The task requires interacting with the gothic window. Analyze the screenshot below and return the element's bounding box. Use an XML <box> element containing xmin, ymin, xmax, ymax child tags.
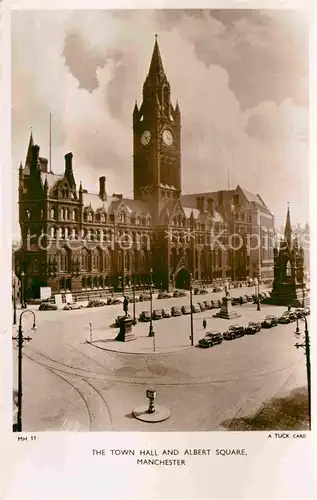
<box><xmin>83</xmin><ymin>211</ymin><xmax>88</xmax><ymax>222</ymax></box>
<box><xmin>50</xmin><ymin>227</ymin><xmax>56</xmax><ymax>238</ymax></box>
<box><xmin>65</xmin><ymin>208</ymin><xmax>69</xmax><ymax>220</ymax></box>
<box><xmin>64</xmin><ymin>227</ymin><xmax>69</xmax><ymax>239</ymax></box>
<box><xmin>58</xmin><ymin>228</ymin><xmax>62</xmax><ymax>238</ymax></box>
<box><xmin>124</xmin><ymin>252</ymin><xmax>128</xmax><ymax>270</ymax></box>
<box><xmin>60</xmin><ymin>208</ymin><xmax>64</xmax><ymax>220</ymax></box>
<box><xmin>88</xmin><ymin>230</ymin><xmax>92</xmax><ymax>241</ymax></box>
<box><xmin>81</xmin><ymin>249</ymin><xmax>89</xmax><ymax>271</ymax></box>
<box><xmin>119</xmin><ymin>213</ymin><xmax>126</xmax><ymax>224</ymax></box>
<box><xmin>95</xmin><ymin>213</ymin><xmax>100</xmax><ymax>222</ymax></box>
<box><xmin>60</xmin><ymin>249</ymin><xmax>68</xmax><ymax>273</ymax></box>
<box><xmin>117</xmin><ymin>251</ymin><xmax>123</xmax><ymax>270</ymax></box>
<box><xmin>72</xmin><ymin>228</ymin><xmax>76</xmax><ymax>239</ymax></box>
<box><xmin>136</xmin><ymin>217</ymin><xmax>140</xmax><ymax>226</ymax></box>
<box><xmin>167</xmin><ymin>191</ymin><xmax>171</xmax><ymax>198</ymax></box>
<box><xmin>101</xmin><ymin>214</ymin><xmax>106</xmax><ymax>223</ymax></box>
<box><xmin>92</xmin><ymin>251</ymin><xmax>100</xmax><ymax>271</ymax></box>
<box><xmin>88</xmin><ymin>212</ymin><xmax>93</xmax><ymax>222</ymax></box>
<box><xmin>241</xmin><ymin>212</ymin><xmax>245</xmax><ymax>221</ymax></box>
<box><xmin>50</xmin><ymin>207</ymin><xmax>56</xmax><ymax>219</ymax></box>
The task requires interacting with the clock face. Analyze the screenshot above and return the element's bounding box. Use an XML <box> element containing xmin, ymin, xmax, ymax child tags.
<box><xmin>163</xmin><ymin>129</ymin><xmax>174</xmax><ymax>146</ymax></box>
<box><xmin>141</xmin><ymin>130</ymin><xmax>151</xmax><ymax>146</ymax></box>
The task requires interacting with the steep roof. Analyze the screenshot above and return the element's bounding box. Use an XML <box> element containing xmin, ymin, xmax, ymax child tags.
<box><xmin>239</xmin><ymin>187</ymin><xmax>267</xmax><ymax>208</ymax></box>
<box><xmin>41</xmin><ymin>172</ymin><xmax>64</xmax><ymax>190</ymax></box>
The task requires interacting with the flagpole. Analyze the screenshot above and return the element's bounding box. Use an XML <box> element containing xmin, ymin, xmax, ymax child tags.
<box><xmin>49</xmin><ymin>113</ymin><xmax>52</xmax><ymax>172</ymax></box>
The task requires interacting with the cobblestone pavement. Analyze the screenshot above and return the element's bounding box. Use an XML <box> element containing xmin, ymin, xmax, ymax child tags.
<box><xmin>12</xmin><ymin>286</ymin><xmax>308</xmax><ymax>431</ymax></box>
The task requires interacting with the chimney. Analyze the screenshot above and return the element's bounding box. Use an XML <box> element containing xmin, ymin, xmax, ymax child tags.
<box><xmin>39</xmin><ymin>157</ymin><xmax>48</xmax><ymax>173</ymax></box>
<box><xmin>207</xmin><ymin>198</ymin><xmax>215</xmax><ymax>217</ymax></box>
<box><xmin>99</xmin><ymin>176</ymin><xmax>106</xmax><ymax>201</ymax></box>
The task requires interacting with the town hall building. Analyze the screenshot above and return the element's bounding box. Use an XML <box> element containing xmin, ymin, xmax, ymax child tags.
<box><xmin>15</xmin><ymin>37</ymin><xmax>274</xmax><ymax>299</ymax></box>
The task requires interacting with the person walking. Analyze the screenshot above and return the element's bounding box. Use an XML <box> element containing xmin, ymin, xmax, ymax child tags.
<box><xmin>203</xmin><ymin>318</ymin><xmax>207</xmax><ymax>330</ymax></box>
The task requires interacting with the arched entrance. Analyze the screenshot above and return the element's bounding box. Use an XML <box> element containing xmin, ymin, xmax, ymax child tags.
<box><xmin>175</xmin><ymin>268</ymin><xmax>191</xmax><ymax>289</ymax></box>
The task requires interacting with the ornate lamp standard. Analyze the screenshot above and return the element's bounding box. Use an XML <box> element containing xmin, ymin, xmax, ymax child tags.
<box><xmin>189</xmin><ymin>273</ymin><xmax>194</xmax><ymax>346</ymax></box>
<box><xmin>148</xmin><ymin>268</ymin><xmax>155</xmax><ymax>345</ymax></box>
<box><xmin>12</xmin><ymin>310</ymin><xmax>37</xmax><ymax>432</ymax></box>
<box><xmin>12</xmin><ymin>275</ymin><xmax>17</xmax><ymax>325</ymax></box>
<box><xmin>20</xmin><ymin>271</ymin><xmax>27</xmax><ymax>309</ymax></box>
<box><xmin>129</xmin><ymin>271</ymin><xmax>136</xmax><ymax>325</ymax></box>
<box><xmin>294</xmin><ymin>315</ymin><xmax>311</xmax><ymax>430</ymax></box>
<box><xmin>254</xmin><ymin>277</ymin><xmax>261</xmax><ymax>311</ymax></box>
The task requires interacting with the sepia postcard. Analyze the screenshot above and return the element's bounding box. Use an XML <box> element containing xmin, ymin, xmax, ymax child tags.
<box><xmin>1</xmin><ymin>1</ymin><xmax>316</xmax><ymax>499</ymax></box>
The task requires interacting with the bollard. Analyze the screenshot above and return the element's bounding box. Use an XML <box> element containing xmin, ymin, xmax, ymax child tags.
<box><xmin>146</xmin><ymin>388</ymin><xmax>157</xmax><ymax>414</ymax></box>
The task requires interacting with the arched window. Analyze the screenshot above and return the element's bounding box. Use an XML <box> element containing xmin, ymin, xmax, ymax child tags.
<box><xmin>88</xmin><ymin>212</ymin><xmax>93</xmax><ymax>222</ymax></box>
<box><xmin>136</xmin><ymin>216</ymin><xmax>141</xmax><ymax>226</ymax></box>
<box><xmin>60</xmin><ymin>208</ymin><xmax>64</xmax><ymax>220</ymax></box>
<box><xmin>83</xmin><ymin>211</ymin><xmax>88</xmax><ymax>223</ymax></box>
<box><xmin>124</xmin><ymin>252</ymin><xmax>128</xmax><ymax>270</ymax></box>
<box><xmin>60</xmin><ymin>249</ymin><xmax>68</xmax><ymax>273</ymax></box>
<box><xmin>51</xmin><ymin>227</ymin><xmax>56</xmax><ymax>238</ymax></box>
<box><xmin>72</xmin><ymin>209</ymin><xmax>77</xmax><ymax>221</ymax></box>
<box><xmin>50</xmin><ymin>207</ymin><xmax>56</xmax><ymax>219</ymax></box>
<box><xmin>117</xmin><ymin>251</ymin><xmax>123</xmax><ymax>270</ymax></box>
<box><xmin>92</xmin><ymin>251</ymin><xmax>100</xmax><ymax>271</ymax></box>
<box><xmin>81</xmin><ymin>249</ymin><xmax>89</xmax><ymax>271</ymax></box>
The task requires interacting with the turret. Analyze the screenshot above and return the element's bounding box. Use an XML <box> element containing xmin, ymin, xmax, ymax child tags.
<box><xmin>284</xmin><ymin>204</ymin><xmax>292</xmax><ymax>250</ymax></box>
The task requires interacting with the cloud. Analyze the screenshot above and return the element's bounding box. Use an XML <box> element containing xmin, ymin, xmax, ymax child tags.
<box><xmin>11</xmin><ymin>9</ymin><xmax>309</xmax><ymax>238</ymax></box>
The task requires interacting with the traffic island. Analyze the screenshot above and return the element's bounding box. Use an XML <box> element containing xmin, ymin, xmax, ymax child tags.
<box><xmin>132</xmin><ymin>389</ymin><xmax>171</xmax><ymax>423</ymax></box>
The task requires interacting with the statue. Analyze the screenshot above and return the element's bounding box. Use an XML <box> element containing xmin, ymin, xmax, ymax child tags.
<box><xmin>123</xmin><ymin>296</ymin><xmax>129</xmax><ymax>316</ymax></box>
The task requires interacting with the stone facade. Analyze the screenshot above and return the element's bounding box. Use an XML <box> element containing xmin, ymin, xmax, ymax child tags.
<box><xmin>14</xmin><ymin>37</ymin><xmax>274</xmax><ymax>299</ymax></box>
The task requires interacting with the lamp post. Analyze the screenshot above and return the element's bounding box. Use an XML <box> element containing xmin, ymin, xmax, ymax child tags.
<box><xmin>189</xmin><ymin>273</ymin><xmax>194</xmax><ymax>346</ymax></box>
<box><xmin>254</xmin><ymin>277</ymin><xmax>260</xmax><ymax>311</ymax></box>
<box><xmin>131</xmin><ymin>273</ymin><xmax>136</xmax><ymax>325</ymax></box>
<box><xmin>294</xmin><ymin>315</ymin><xmax>311</xmax><ymax>430</ymax></box>
<box><xmin>148</xmin><ymin>268</ymin><xmax>155</xmax><ymax>346</ymax></box>
<box><xmin>13</xmin><ymin>275</ymin><xmax>17</xmax><ymax>326</ymax></box>
<box><xmin>12</xmin><ymin>310</ymin><xmax>36</xmax><ymax>432</ymax></box>
<box><xmin>20</xmin><ymin>271</ymin><xmax>26</xmax><ymax>309</ymax></box>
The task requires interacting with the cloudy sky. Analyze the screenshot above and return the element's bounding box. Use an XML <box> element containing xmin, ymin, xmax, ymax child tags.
<box><xmin>11</xmin><ymin>8</ymin><xmax>309</xmax><ymax>237</ymax></box>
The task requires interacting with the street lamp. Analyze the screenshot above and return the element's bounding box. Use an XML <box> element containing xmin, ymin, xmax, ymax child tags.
<box><xmin>12</xmin><ymin>275</ymin><xmax>17</xmax><ymax>325</ymax></box>
<box><xmin>189</xmin><ymin>273</ymin><xmax>194</xmax><ymax>346</ymax></box>
<box><xmin>20</xmin><ymin>271</ymin><xmax>26</xmax><ymax>309</ymax></box>
<box><xmin>254</xmin><ymin>277</ymin><xmax>260</xmax><ymax>311</ymax></box>
<box><xmin>294</xmin><ymin>315</ymin><xmax>311</xmax><ymax>430</ymax></box>
<box><xmin>12</xmin><ymin>310</ymin><xmax>36</xmax><ymax>432</ymax></box>
<box><xmin>130</xmin><ymin>272</ymin><xmax>136</xmax><ymax>325</ymax></box>
<box><xmin>148</xmin><ymin>268</ymin><xmax>155</xmax><ymax>345</ymax></box>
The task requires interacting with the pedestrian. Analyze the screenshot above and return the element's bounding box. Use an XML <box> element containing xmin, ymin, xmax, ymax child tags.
<box><xmin>288</xmin><ymin>304</ymin><xmax>291</xmax><ymax>312</ymax></box>
<box><xmin>203</xmin><ymin>318</ymin><xmax>207</xmax><ymax>330</ymax></box>
<box><xmin>240</xmin><ymin>296</ymin><xmax>243</xmax><ymax>306</ymax></box>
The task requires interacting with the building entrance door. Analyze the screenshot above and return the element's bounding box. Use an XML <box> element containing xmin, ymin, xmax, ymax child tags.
<box><xmin>175</xmin><ymin>268</ymin><xmax>191</xmax><ymax>289</ymax></box>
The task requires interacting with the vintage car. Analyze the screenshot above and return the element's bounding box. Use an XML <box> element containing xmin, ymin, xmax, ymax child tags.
<box><xmin>245</xmin><ymin>321</ymin><xmax>261</xmax><ymax>334</ymax></box>
<box><xmin>173</xmin><ymin>290</ymin><xmax>187</xmax><ymax>298</ymax></box>
<box><xmin>139</xmin><ymin>310</ymin><xmax>151</xmax><ymax>322</ymax></box>
<box><xmin>138</xmin><ymin>294</ymin><xmax>150</xmax><ymax>302</ymax></box>
<box><xmin>261</xmin><ymin>315</ymin><xmax>278</xmax><ymax>328</ymax></box>
<box><xmin>181</xmin><ymin>305</ymin><xmax>191</xmax><ymax>315</ymax></box>
<box><xmin>204</xmin><ymin>300</ymin><xmax>212</xmax><ymax>310</ymax></box>
<box><xmin>198</xmin><ymin>302</ymin><xmax>206</xmax><ymax>311</ymax></box>
<box><xmin>63</xmin><ymin>302</ymin><xmax>83</xmax><ymax>310</ymax></box>
<box><xmin>152</xmin><ymin>309</ymin><xmax>163</xmax><ymax>320</ymax></box>
<box><xmin>295</xmin><ymin>308</ymin><xmax>306</xmax><ymax>318</ymax></box>
<box><xmin>191</xmin><ymin>304</ymin><xmax>201</xmax><ymax>313</ymax></box>
<box><xmin>157</xmin><ymin>292</ymin><xmax>172</xmax><ymax>299</ymax></box>
<box><xmin>38</xmin><ymin>302</ymin><xmax>58</xmax><ymax>311</ymax></box>
<box><xmin>86</xmin><ymin>299</ymin><xmax>106</xmax><ymax>308</ymax></box>
<box><xmin>198</xmin><ymin>331</ymin><xmax>223</xmax><ymax>348</ymax></box>
<box><xmin>223</xmin><ymin>325</ymin><xmax>245</xmax><ymax>340</ymax></box>
<box><xmin>213</xmin><ymin>286</ymin><xmax>223</xmax><ymax>293</ymax></box>
<box><xmin>171</xmin><ymin>306</ymin><xmax>182</xmax><ymax>317</ymax></box>
<box><xmin>278</xmin><ymin>312</ymin><xmax>291</xmax><ymax>324</ymax></box>
<box><xmin>162</xmin><ymin>308</ymin><xmax>172</xmax><ymax>318</ymax></box>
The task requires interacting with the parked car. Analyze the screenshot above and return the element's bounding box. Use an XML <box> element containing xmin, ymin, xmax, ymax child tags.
<box><xmin>39</xmin><ymin>302</ymin><xmax>58</xmax><ymax>311</ymax></box>
<box><xmin>139</xmin><ymin>310</ymin><xmax>151</xmax><ymax>322</ymax></box>
<box><xmin>198</xmin><ymin>331</ymin><xmax>223</xmax><ymax>348</ymax></box>
<box><xmin>112</xmin><ymin>298</ymin><xmax>122</xmax><ymax>305</ymax></box>
<box><xmin>181</xmin><ymin>305</ymin><xmax>191</xmax><ymax>315</ymax></box>
<box><xmin>223</xmin><ymin>324</ymin><xmax>245</xmax><ymax>340</ymax></box>
<box><xmin>278</xmin><ymin>312</ymin><xmax>291</xmax><ymax>324</ymax></box>
<box><xmin>245</xmin><ymin>321</ymin><xmax>261</xmax><ymax>334</ymax></box>
<box><xmin>139</xmin><ymin>294</ymin><xmax>150</xmax><ymax>302</ymax></box>
<box><xmin>261</xmin><ymin>315</ymin><xmax>278</xmax><ymax>328</ymax></box>
<box><xmin>213</xmin><ymin>286</ymin><xmax>223</xmax><ymax>292</ymax></box>
<box><xmin>63</xmin><ymin>302</ymin><xmax>83</xmax><ymax>310</ymax></box>
<box><xmin>191</xmin><ymin>304</ymin><xmax>201</xmax><ymax>313</ymax></box>
<box><xmin>86</xmin><ymin>299</ymin><xmax>106</xmax><ymax>308</ymax></box>
<box><xmin>231</xmin><ymin>297</ymin><xmax>240</xmax><ymax>306</ymax></box>
<box><xmin>288</xmin><ymin>312</ymin><xmax>297</xmax><ymax>322</ymax></box>
<box><xmin>246</xmin><ymin>295</ymin><xmax>254</xmax><ymax>302</ymax></box>
<box><xmin>304</xmin><ymin>307</ymin><xmax>310</xmax><ymax>316</ymax></box>
<box><xmin>173</xmin><ymin>290</ymin><xmax>187</xmax><ymax>298</ymax></box>
<box><xmin>198</xmin><ymin>302</ymin><xmax>206</xmax><ymax>311</ymax></box>
<box><xmin>240</xmin><ymin>295</ymin><xmax>248</xmax><ymax>304</ymax></box>
<box><xmin>157</xmin><ymin>292</ymin><xmax>172</xmax><ymax>299</ymax></box>
<box><xmin>152</xmin><ymin>309</ymin><xmax>163</xmax><ymax>320</ymax></box>
<box><xmin>171</xmin><ymin>306</ymin><xmax>182</xmax><ymax>317</ymax></box>
<box><xmin>162</xmin><ymin>308</ymin><xmax>172</xmax><ymax>318</ymax></box>
<box><xmin>128</xmin><ymin>296</ymin><xmax>139</xmax><ymax>303</ymax></box>
<box><xmin>204</xmin><ymin>300</ymin><xmax>212</xmax><ymax>310</ymax></box>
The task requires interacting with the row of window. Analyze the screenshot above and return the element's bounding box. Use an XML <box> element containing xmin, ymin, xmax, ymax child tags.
<box><xmin>59</xmin><ymin>249</ymin><xmax>149</xmax><ymax>273</ymax></box>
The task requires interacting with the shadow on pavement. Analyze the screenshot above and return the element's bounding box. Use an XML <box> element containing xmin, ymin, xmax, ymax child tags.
<box><xmin>221</xmin><ymin>386</ymin><xmax>309</xmax><ymax>431</ymax></box>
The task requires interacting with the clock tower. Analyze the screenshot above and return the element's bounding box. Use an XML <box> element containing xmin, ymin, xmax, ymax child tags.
<box><xmin>133</xmin><ymin>35</ymin><xmax>181</xmax><ymax>215</ymax></box>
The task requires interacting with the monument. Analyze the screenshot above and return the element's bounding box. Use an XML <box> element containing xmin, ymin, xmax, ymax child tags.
<box><xmin>213</xmin><ymin>280</ymin><xmax>241</xmax><ymax>320</ymax></box>
<box><xmin>115</xmin><ymin>296</ymin><xmax>137</xmax><ymax>342</ymax></box>
<box><xmin>269</xmin><ymin>205</ymin><xmax>308</xmax><ymax>307</ymax></box>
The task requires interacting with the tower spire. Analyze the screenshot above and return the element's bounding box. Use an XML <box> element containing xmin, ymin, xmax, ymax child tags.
<box><xmin>25</xmin><ymin>129</ymin><xmax>34</xmax><ymax>168</ymax></box>
<box><xmin>148</xmin><ymin>34</ymin><xmax>165</xmax><ymax>79</ymax></box>
<box><xmin>284</xmin><ymin>202</ymin><xmax>292</xmax><ymax>250</ymax></box>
